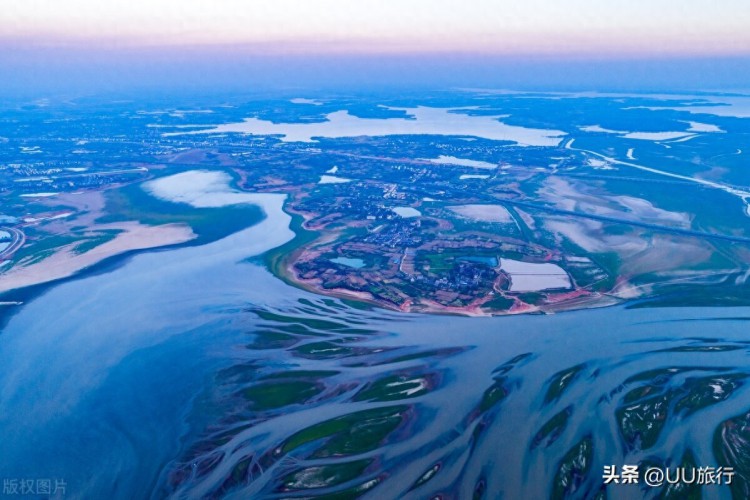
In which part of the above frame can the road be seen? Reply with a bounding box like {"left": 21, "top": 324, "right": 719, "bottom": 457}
{"left": 13, "top": 167, "right": 148, "bottom": 184}
{"left": 565, "top": 139, "right": 750, "bottom": 217}
{"left": 496, "top": 198, "right": 750, "bottom": 245}
{"left": 0, "top": 227, "right": 25, "bottom": 260}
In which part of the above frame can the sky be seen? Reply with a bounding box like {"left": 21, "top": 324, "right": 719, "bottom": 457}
{"left": 4, "top": 0, "right": 750, "bottom": 56}
{"left": 2, "top": 1, "right": 750, "bottom": 94}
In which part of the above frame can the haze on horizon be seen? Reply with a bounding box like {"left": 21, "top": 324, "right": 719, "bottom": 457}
{"left": 4, "top": 0, "right": 750, "bottom": 56}
{"left": 2, "top": 0, "right": 750, "bottom": 95}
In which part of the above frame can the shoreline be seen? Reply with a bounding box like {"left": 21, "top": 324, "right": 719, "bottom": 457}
{"left": 270, "top": 212, "right": 619, "bottom": 317}
{"left": 263, "top": 197, "right": 622, "bottom": 317}
{"left": 0, "top": 177, "right": 644, "bottom": 319}
{"left": 0, "top": 222, "right": 197, "bottom": 295}
{"left": 279, "top": 257, "right": 623, "bottom": 317}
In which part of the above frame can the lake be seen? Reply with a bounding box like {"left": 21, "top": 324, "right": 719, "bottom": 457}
{"left": 166, "top": 106, "right": 567, "bottom": 147}
{"left": 0, "top": 200, "right": 747, "bottom": 499}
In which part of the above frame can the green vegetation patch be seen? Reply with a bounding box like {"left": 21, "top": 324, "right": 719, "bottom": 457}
{"left": 477, "top": 379, "right": 509, "bottom": 413}
{"left": 659, "top": 450, "right": 701, "bottom": 500}
{"left": 544, "top": 364, "right": 586, "bottom": 405}
{"left": 551, "top": 436, "right": 594, "bottom": 500}
{"left": 532, "top": 406, "right": 573, "bottom": 450}
{"left": 616, "top": 393, "right": 669, "bottom": 451}
{"left": 72, "top": 229, "right": 123, "bottom": 254}
{"left": 281, "top": 459, "right": 372, "bottom": 491}
{"left": 240, "top": 380, "right": 324, "bottom": 411}
{"left": 281, "top": 405, "right": 408, "bottom": 458}
{"left": 482, "top": 295, "right": 515, "bottom": 311}
{"left": 714, "top": 409, "right": 750, "bottom": 499}
{"left": 10, "top": 233, "right": 78, "bottom": 265}
{"left": 354, "top": 373, "right": 433, "bottom": 402}
{"left": 250, "top": 308, "right": 353, "bottom": 331}
{"left": 100, "top": 181, "right": 263, "bottom": 244}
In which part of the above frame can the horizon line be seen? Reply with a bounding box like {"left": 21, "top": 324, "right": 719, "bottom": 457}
{"left": 4, "top": 37, "right": 750, "bottom": 60}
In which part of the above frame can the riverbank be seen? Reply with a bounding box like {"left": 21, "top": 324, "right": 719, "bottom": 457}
{"left": 0, "top": 221, "right": 196, "bottom": 294}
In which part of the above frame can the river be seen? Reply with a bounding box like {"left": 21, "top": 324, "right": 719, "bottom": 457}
{"left": 0, "top": 192, "right": 748, "bottom": 499}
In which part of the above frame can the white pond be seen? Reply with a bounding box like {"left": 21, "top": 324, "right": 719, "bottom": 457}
{"left": 290, "top": 98, "right": 323, "bottom": 106}
{"left": 319, "top": 175, "right": 352, "bottom": 184}
{"left": 330, "top": 257, "right": 366, "bottom": 269}
{"left": 392, "top": 207, "right": 421, "bottom": 218}
{"left": 165, "top": 106, "right": 567, "bottom": 147}
{"left": 686, "top": 121, "right": 724, "bottom": 133}
{"left": 586, "top": 159, "right": 614, "bottom": 170}
{"left": 449, "top": 204, "right": 513, "bottom": 223}
{"left": 580, "top": 125, "right": 693, "bottom": 141}
{"left": 20, "top": 193, "right": 59, "bottom": 198}
{"left": 579, "top": 125, "right": 619, "bottom": 133}
{"left": 500, "top": 258, "right": 571, "bottom": 292}
{"left": 633, "top": 96, "right": 750, "bottom": 118}
{"left": 424, "top": 155, "right": 498, "bottom": 170}
{"left": 459, "top": 174, "right": 490, "bottom": 180}
{"left": 144, "top": 170, "right": 286, "bottom": 213}
{"left": 622, "top": 131, "right": 693, "bottom": 141}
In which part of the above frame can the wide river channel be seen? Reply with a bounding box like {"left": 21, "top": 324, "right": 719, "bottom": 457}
{"left": 1, "top": 194, "right": 749, "bottom": 500}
